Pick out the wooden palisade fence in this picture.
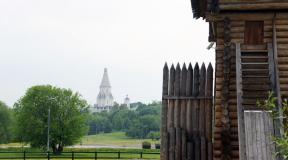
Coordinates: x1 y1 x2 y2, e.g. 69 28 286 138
161 62 213 160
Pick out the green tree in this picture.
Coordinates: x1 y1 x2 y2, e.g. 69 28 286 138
0 101 13 143
14 85 88 154
126 115 160 138
258 92 288 158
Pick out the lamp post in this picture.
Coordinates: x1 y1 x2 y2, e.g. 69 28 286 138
47 97 56 152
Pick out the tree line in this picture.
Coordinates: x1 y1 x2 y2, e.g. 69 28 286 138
87 102 161 139
0 85 161 153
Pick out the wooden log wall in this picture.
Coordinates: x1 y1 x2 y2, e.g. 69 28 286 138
213 13 288 159
161 63 213 160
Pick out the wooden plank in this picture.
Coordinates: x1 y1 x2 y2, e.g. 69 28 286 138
161 63 169 160
175 128 181 160
187 142 194 160
236 43 246 160
199 64 206 136
219 2 288 11
244 111 251 160
181 130 187 160
186 64 193 140
200 136 206 160
169 128 176 160
168 65 175 130
174 64 181 160
193 135 200 160
206 63 213 160
174 64 181 128
259 112 267 160
273 16 284 138
256 112 262 160
180 64 187 130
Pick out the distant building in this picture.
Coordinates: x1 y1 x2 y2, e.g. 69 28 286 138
91 68 114 113
123 95 130 109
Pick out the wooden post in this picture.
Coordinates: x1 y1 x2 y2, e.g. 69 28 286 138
176 128 182 160
186 63 194 140
273 14 284 138
174 63 182 160
174 63 181 128
168 65 175 160
169 128 176 160
168 65 175 130
206 63 213 160
199 63 206 160
192 63 200 160
200 136 206 160
236 43 247 160
161 63 169 160
181 129 187 160
199 63 206 136
186 64 194 160
192 63 200 135
187 142 194 160
180 64 187 160
193 135 200 160
180 64 187 130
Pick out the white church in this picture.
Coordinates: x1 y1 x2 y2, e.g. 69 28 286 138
91 68 131 113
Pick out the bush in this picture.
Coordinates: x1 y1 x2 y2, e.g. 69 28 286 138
142 141 151 149
155 143 160 149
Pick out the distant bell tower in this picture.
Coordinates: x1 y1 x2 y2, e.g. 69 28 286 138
124 95 130 109
94 68 114 112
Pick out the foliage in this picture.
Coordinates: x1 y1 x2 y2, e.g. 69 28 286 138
258 91 288 158
0 101 14 144
14 85 89 153
147 131 160 140
142 141 151 149
87 101 161 139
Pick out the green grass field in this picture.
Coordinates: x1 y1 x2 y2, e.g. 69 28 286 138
79 132 159 148
0 132 160 159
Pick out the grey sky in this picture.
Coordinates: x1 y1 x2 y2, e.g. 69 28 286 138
0 0 214 107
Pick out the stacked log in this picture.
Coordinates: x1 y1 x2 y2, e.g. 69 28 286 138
161 62 214 160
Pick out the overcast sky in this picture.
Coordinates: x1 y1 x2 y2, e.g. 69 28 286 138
0 0 214 107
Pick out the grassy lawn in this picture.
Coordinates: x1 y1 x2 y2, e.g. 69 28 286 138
79 132 159 148
0 132 160 159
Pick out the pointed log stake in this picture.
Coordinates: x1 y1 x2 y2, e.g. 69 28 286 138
168 64 175 160
168 65 175 129
161 63 169 160
199 63 206 160
193 63 200 97
174 63 181 128
206 63 213 160
192 63 200 159
186 63 193 160
186 63 193 139
192 63 200 134
180 63 187 129
199 63 206 136
174 63 181 160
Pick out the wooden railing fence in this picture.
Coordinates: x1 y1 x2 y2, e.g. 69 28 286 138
0 151 160 159
161 62 213 160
